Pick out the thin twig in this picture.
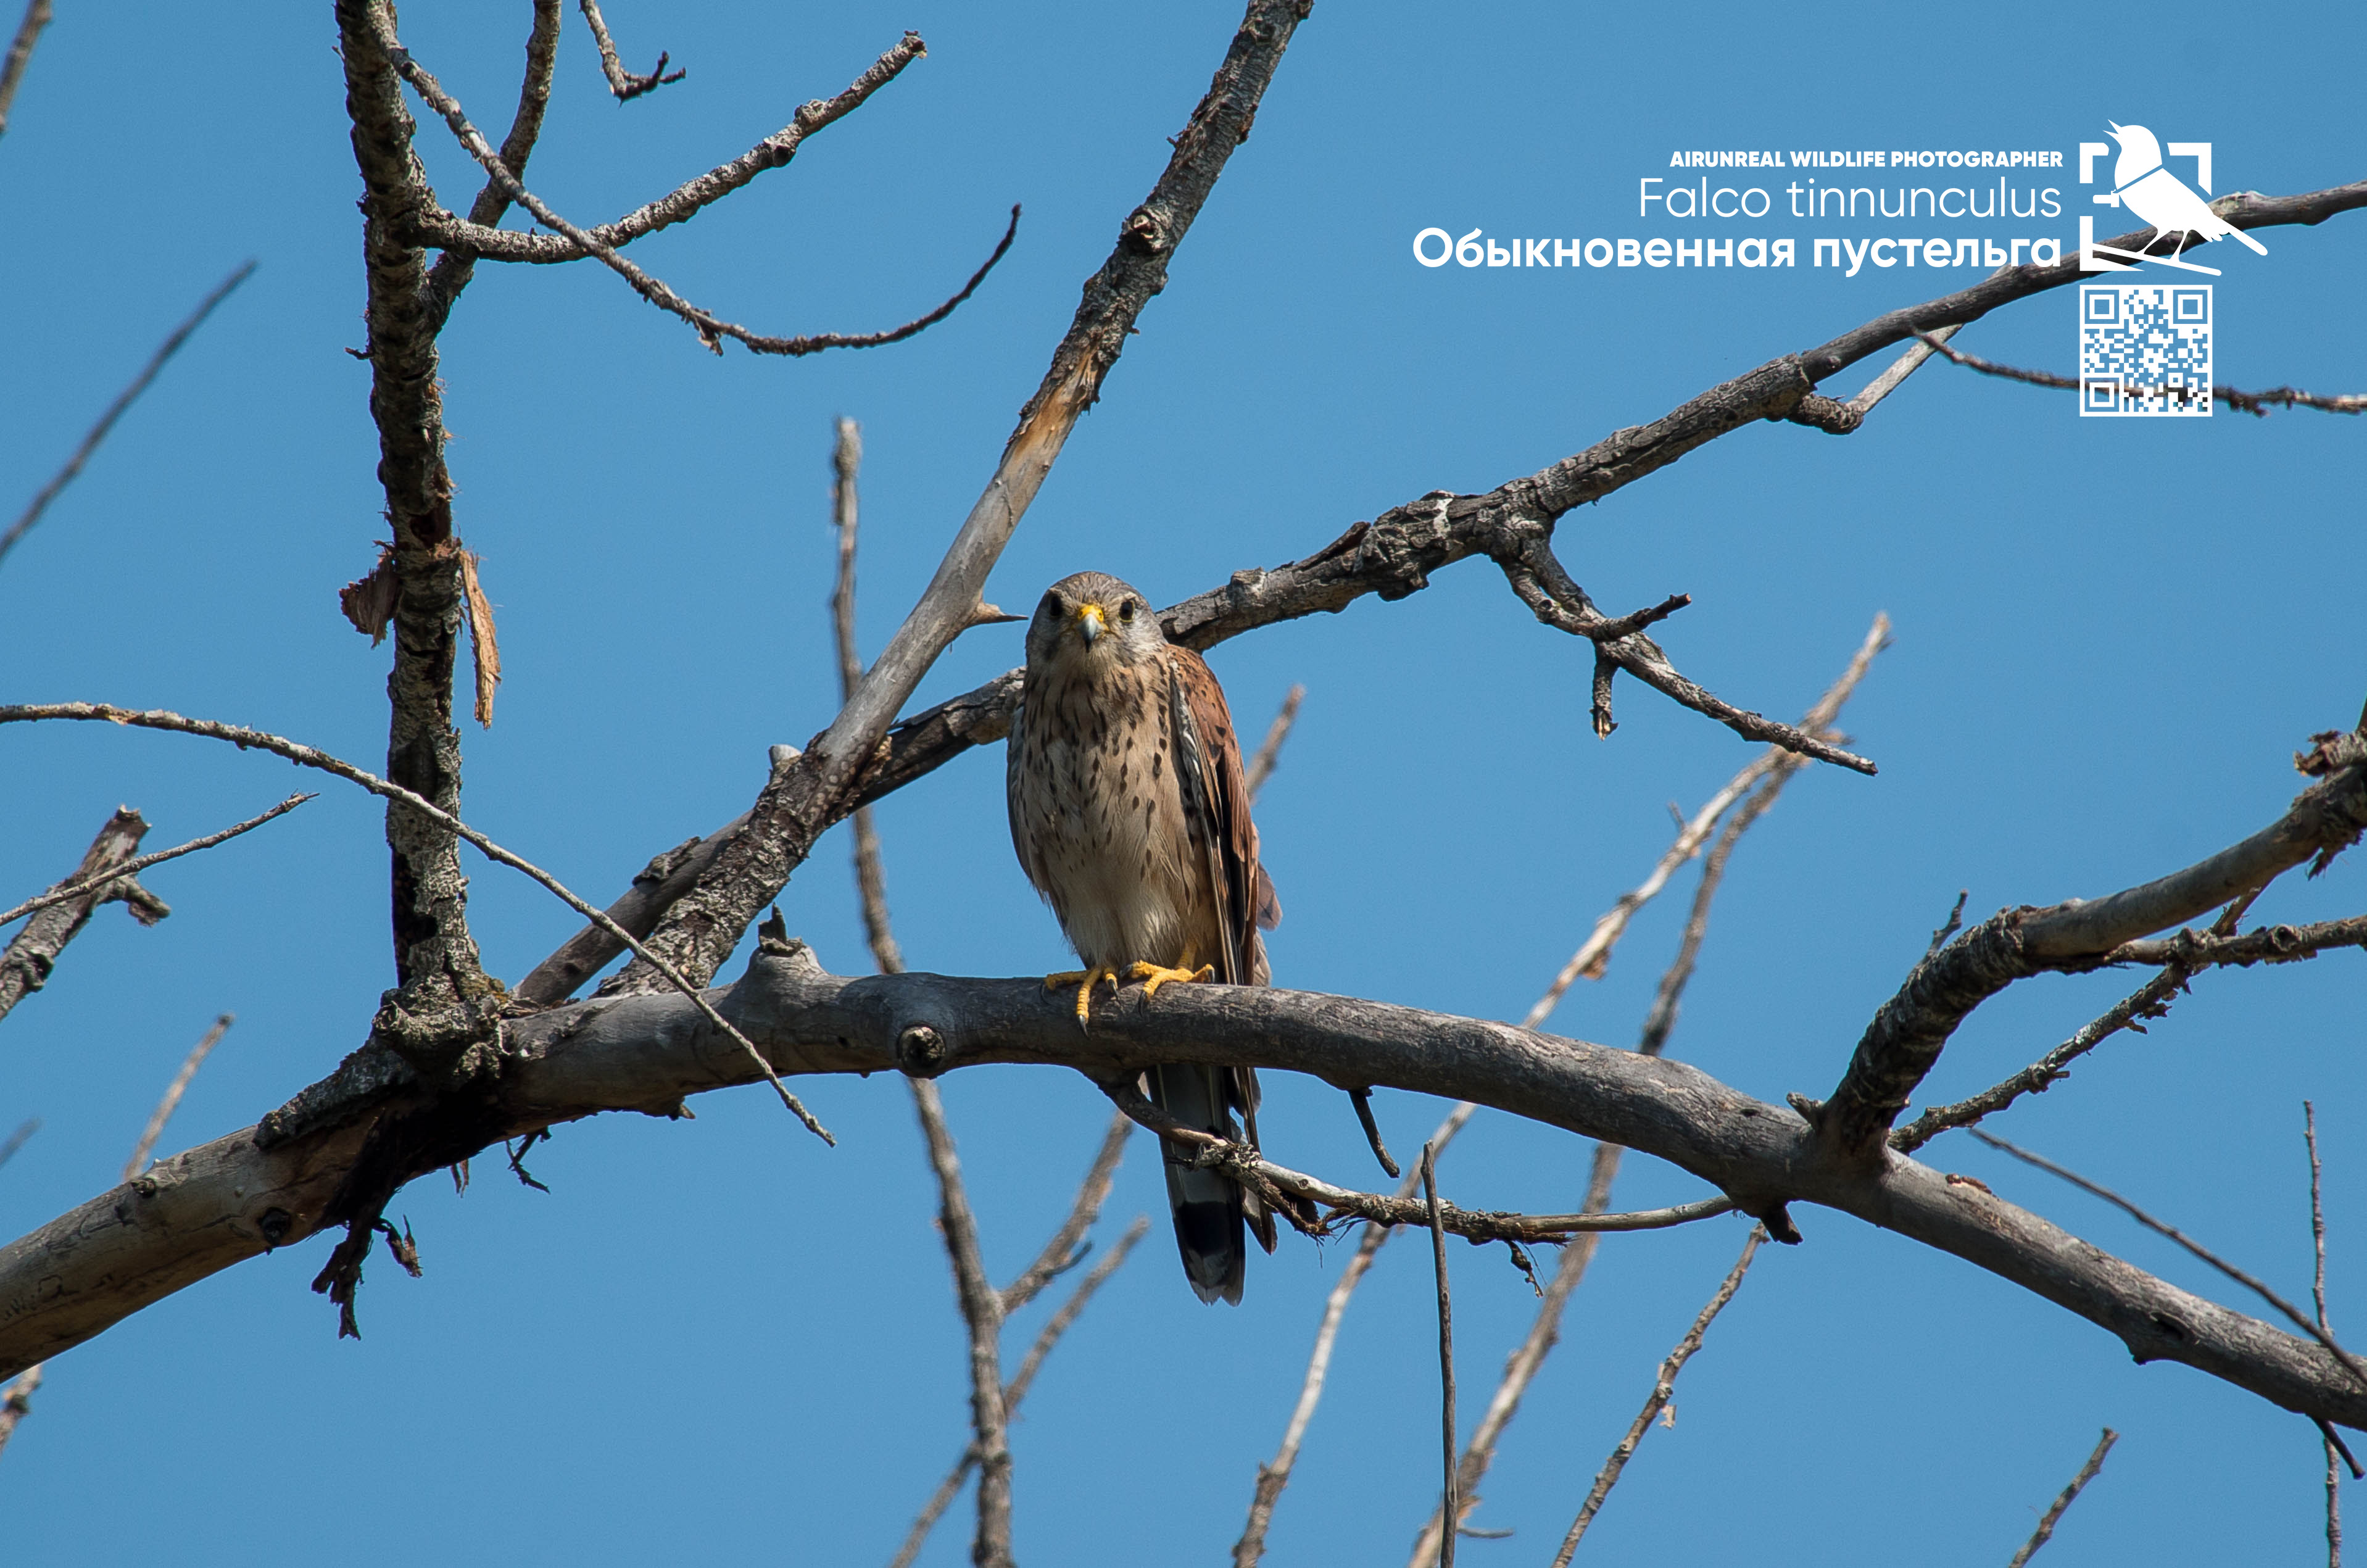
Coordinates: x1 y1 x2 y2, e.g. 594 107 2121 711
1974 1130 2367 1392
2312 1104 2361 1537
0 794 313 928
1409 744 1809 1563
829 417 904 977
123 1015 233 1180
910 1079 1013 1568
0 1364 38 1458
0 1116 34 1172
377 14 1013 359
2005 1429 2119 1568
1096 1080 1733 1243
0 0 49 139
0 807 162 1029
0 261 256 565
890 1215 1149 1568
1918 331 2366 415
0 703 832 1142
1233 1103 1475 1568
0 1011 230 1462
1892 960 2192 1153
1845 323 1961 415
999 1111 1132 1316
1243 685 1304 802
1925 889 1969 961
1523 611 1888 1025
1548 1226 1766 1566
576 0 682 100
1422 1142 1457 1568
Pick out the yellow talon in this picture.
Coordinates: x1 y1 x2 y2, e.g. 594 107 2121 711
1045 966 1119 1025
1125 961 1215 1000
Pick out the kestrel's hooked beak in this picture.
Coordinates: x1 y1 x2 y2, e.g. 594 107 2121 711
1074 602 1106 645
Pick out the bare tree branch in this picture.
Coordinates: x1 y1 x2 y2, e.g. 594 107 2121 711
1409 685 1842 1563
17 952 2367 1429
1916 330 2366 416
124 1016 233 1181
0 1363 36 1459
576 0 682 101
0 794 312 929
890 1214 1148 1568
1973 1130 2367 1393
417 33 924 265
0 703 829 1141
0 1118 35 1173
1809 724 2367 1164
379 13 1013 359
2314 1105 2354 1555
0 1008 229 1463
998 1111 1132 1316
335 0 489 1047
2005 1429 2119 1568
0 807 165 1029
1891 962 2192 1154
1525 614 1888 1023
0 261 255 567
613 0 1314 997
420 0 562 331
1233 1103 1474 1568
0 0 49 140
910 1079 1013 1568
1548 1225 1766 1565
1421 1142 1457 1568
830 417 905 979
1243 684 1304 802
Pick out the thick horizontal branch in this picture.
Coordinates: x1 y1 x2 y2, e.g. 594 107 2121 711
10 950 2367 1439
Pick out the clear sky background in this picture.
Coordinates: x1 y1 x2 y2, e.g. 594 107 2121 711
2 2 2362 1563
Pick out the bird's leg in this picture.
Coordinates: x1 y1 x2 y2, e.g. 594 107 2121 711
1044 966 1119 1025
1124 961 1216 1000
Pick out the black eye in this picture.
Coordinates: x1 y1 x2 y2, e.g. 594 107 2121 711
1118 599 1137 622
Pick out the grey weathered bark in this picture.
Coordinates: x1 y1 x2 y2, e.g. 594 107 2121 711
1810 729 2367 1164
419 0 562 334
0 808 167 1027
336 0 493 1072
12 933 2367 1431
0 794 309 931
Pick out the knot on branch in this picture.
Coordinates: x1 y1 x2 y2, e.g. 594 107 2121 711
1783 394 1863 434
897 1023 948 1078
371 984 505 1085
1121 204 1171 255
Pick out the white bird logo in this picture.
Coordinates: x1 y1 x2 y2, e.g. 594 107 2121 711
2100 122 2267 255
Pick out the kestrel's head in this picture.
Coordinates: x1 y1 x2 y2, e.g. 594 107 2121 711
1026 570 1163 673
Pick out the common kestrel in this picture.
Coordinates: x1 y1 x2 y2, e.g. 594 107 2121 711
1007 571 1282 1303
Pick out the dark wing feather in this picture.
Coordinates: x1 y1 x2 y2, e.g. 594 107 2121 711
1165 645 1274 987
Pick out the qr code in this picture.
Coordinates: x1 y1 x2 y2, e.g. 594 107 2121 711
2079 284 2212 417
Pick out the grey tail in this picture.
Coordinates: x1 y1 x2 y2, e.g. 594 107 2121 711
1148 1063 1246 1305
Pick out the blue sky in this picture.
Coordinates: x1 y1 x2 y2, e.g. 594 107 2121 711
2 2 2362 1562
